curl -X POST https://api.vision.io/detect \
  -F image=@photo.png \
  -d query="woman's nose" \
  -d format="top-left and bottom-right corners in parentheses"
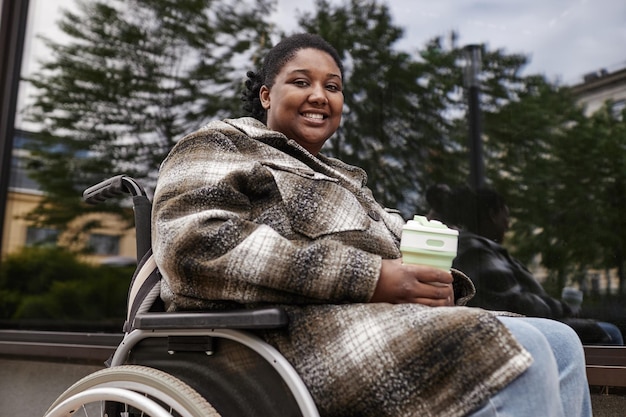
top-left (308, 84), bottom-right (328, 105)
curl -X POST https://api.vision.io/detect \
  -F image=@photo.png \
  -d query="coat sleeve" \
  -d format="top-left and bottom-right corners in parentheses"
top-left (152, 129), bottom-right (382, 307)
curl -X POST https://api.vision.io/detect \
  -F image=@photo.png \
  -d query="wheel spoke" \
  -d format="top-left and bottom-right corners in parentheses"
top-left (44, 365), bottom-right (221, 417)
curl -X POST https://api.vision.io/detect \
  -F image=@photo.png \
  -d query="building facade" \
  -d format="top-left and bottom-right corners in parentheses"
top-left (2, 129), bottom-right (137, 264)
top-left (571, 67), bottom-right (626, 116)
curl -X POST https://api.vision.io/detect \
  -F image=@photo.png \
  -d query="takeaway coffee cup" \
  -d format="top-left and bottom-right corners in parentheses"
top-left (400, 215), bottom-right (459, 272)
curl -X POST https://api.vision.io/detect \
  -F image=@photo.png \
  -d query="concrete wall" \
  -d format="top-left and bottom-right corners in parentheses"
top-left (0, 357), bottom-right (104, 416)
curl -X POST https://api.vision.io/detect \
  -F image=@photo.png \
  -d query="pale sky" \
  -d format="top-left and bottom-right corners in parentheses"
top-left (272, 0), bottom-right (626, 86)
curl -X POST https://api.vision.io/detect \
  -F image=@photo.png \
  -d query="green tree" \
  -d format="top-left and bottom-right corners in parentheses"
top-left (0, 246), bottom-right (129, 325)
top-left (482, 78), bottom-right (587, 287)
top-left (297, 0), bottom-right (463, 216)
top-left (589, 104), bottom-right (626, 295)
top-left (22, 0), bottom-right (275, 229)
top-left (25, 0), bottom-right (625, 296)
top-left (484, 77), bottom-right (626, 296)
top-left (296, 0), bottom-right (538, 217)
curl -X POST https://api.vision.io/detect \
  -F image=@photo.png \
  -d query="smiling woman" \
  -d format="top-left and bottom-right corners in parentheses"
top-left (150, 33), bottom-right (592, 417)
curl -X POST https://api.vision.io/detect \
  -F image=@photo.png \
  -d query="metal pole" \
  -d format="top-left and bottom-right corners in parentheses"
top-left (463, 44), bottom-right (484, 190)
top-left (0, 0), bottom-right (31, 259)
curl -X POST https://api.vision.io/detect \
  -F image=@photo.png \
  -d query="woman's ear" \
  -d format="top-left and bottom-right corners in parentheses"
top-left (260, 85), bottom-right (270, 110)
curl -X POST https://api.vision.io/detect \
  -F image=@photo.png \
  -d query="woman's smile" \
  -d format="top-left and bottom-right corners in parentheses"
top-left (302, 112), bottom-right (325, 120)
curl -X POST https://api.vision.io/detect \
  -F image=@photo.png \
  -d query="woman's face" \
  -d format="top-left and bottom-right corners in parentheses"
top-left (260, 48), bottom-right (343, 155)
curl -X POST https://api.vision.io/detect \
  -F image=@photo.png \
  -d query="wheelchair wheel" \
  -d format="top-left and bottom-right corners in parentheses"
top-left (44, 365), bottom-right (221, 417)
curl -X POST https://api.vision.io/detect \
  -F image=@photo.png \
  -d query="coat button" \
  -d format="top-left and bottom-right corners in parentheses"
top-left (368, 210), bottom-right (381, 221)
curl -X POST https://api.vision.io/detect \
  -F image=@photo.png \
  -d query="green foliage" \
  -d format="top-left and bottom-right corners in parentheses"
top-left (485, 78), bottom-right (626, 292)
top-left (296, 0), bottom-right (538, 217)
top-left (22, 0), bottom-right (276, 229)
top-left (0, 246), bottom-right (130, 322)
top-left (296, 0), bottom-right (462, 215)
top-left (17, 0), bottom-right (626, 294)
top-left (296, 0), bottom-right (626, 293)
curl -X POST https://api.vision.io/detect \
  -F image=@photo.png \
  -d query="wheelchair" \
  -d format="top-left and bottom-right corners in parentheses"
top-left (43, 175), bottom-right (320, 417)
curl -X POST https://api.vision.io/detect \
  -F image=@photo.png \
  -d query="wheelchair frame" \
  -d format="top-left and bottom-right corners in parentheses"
top-left (43, 175), bottom-right (320, 417)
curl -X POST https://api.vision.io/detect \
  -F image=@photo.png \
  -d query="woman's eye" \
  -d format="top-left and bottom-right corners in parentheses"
top-left (327, 84), bottom-right (341, 92)
top-left (293, 80), bottom-right (309, 87)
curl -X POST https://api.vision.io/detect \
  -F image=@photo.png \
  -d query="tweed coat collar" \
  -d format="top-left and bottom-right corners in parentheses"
top-left (212, 117), bottom-right (369, 189)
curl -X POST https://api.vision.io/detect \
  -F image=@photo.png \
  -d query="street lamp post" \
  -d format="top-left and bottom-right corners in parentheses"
top-left (463, 44), bottom-right (484, 190)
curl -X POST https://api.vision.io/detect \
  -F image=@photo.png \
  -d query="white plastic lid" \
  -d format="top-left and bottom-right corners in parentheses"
top-left (402, 215), bottom-right (459, 236)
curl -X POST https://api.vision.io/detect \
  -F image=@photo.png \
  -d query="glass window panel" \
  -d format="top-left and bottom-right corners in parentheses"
top-left (25, 226), bottom-right (58, 246)
top-left (87, 233), bottom-right (120, 256)
top-left (0, 0), bottom-right (623, 356)
top-left (612, 99), bottom-right (626, 120)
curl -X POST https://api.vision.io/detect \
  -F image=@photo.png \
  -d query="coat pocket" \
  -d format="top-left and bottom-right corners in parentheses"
top-left (262, 163), bottom-right (370, 239)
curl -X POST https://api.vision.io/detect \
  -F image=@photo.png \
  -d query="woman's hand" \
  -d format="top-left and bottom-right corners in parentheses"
top-left (370, 258), bottom-right (454, 306)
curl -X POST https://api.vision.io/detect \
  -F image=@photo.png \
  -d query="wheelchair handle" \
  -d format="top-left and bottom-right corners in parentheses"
top-left (82, 175), bottom-right (152, 261)
top-left (83, 175), bottom-right (147, 204)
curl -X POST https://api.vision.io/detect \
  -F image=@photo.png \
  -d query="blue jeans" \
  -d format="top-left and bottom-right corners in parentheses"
top-left (597, 321), bottom-right (624, 345)
top-left (467, 317), bottom-right (592, 417)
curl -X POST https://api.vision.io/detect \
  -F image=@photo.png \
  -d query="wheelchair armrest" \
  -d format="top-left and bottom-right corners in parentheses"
top-left (133, 307), bottom-right (289, 330)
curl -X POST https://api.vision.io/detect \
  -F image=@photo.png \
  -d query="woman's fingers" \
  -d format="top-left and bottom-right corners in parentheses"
top-left (414, 281), bottom-right (454, 306)
top-left (417, 267), bottom-right (453, 286)
top-left (415, 297), bottom-right (453, 307)
top-left (373, 259), bottom-right (455, 305)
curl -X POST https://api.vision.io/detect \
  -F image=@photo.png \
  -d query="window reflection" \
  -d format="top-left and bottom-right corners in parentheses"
top-left (1, 0), bottom-right (625, 346)
top-left (88, 234), bottom-right (120, 257)
top-left (25, 226), bottom-right (58, 246)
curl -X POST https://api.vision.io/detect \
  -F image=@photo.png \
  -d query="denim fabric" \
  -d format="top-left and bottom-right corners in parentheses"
top-left (467, 317), bottom-right (592, 417)
top-left (596, 321), bottom-right (624, 345)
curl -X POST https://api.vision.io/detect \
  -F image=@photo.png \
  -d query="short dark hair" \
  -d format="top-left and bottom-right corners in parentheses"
top-left (241, 33), bottom-right (344, 123)
top-left (455, 186), bottom-right (507, 233)
top-left (427, 185), bottom-right (507, 233)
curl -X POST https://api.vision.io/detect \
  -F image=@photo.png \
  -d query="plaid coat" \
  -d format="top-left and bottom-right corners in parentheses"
top-left (152, 117), bottom-right (532, 417)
